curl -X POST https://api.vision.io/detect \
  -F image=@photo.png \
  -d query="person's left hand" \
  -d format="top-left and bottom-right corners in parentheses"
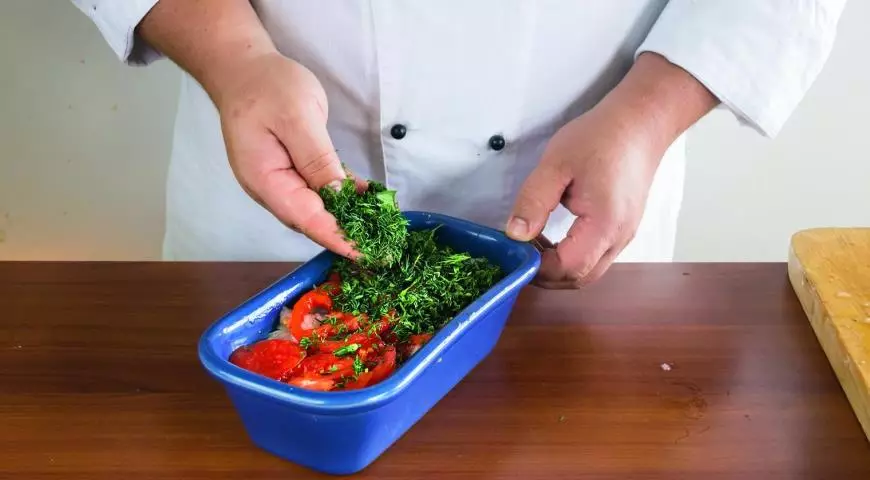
top-left (505, 105), bottom-right (665, 289)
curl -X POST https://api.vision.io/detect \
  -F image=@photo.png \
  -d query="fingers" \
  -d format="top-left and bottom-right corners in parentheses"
top-left (224, 121), bottom-right (359, 260)
top-left (532, 215), bottom-right (635, 289)
top-left (506, 163), bottom-right (570, 242)
top-left (274, 106), bottom-right (347, 191)
top-left (534, 216), bottom-right (611, 286)
top-left (533, 246), bottom-right (618, 289)
top-left (530, 233), bottom-right (555, 253)
top-left (257, 166), bottom-right (360, 259)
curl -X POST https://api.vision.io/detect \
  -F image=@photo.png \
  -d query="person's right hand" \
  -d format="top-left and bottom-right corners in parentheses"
top-left (209, 51), bottom-right (362, 259)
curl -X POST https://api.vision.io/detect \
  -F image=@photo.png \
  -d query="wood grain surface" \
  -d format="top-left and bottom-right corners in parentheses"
top-left (1, 262), bottom-right (869, 479)
top-left (788, 227), bottom-right (870, 442)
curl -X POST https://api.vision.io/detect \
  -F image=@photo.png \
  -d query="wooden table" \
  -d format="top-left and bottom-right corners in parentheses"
top-left (2, 262), bottom-right (869, 479)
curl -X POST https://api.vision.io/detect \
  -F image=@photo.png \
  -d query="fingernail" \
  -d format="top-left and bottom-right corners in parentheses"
top-left (326, 180), bottom-right (343, 191)
top-left (507, 217), bottom-right (529, 239)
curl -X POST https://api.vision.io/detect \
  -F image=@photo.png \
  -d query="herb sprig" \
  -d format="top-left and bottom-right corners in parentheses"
top-left (320, 178), bottom-right (409, 269)
top-left (331, 227), bottom-right (503, 340)
top-left (319, 179), bottom-right (504, 343)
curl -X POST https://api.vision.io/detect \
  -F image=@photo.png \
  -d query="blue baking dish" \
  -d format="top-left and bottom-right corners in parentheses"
top-left (197, 211), bottom-right (541, 475)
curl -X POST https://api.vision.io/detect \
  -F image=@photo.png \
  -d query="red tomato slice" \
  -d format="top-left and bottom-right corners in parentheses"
top-left (287, 290), bottom-right (333, 341)
top-left (341, 371), bottom-right (372, 390)
top-left (398, 333), bottom-right (433, 359)
top-left (317, 332), bottom-right (372, 354)
top-left (297, 353), bottom-right (355, 379)
top-left (339, 312), bottom-right (361, 332)
top-left (409, 333), bottom-right (433, 345)
top-left (311, 323), bottom-right (337, 341)
top-left (318, 272), bottom-right (342, 296)
top-left (228, 339), bottom-right (305, 381)
top-left (286, 376), bottom-right (335, 391)
top-left (368, 347), bottom-right (397, 386)
top-left (369, 316), bottom-right (393, 336)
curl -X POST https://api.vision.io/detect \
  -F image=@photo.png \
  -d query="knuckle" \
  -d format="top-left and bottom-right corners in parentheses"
top-left (276, 109), bottom-right (306, 134)
top-left (296, 150), bottom-right (337, 178)
top-left (237, 180), bottom-right (264, 206)
top-left (224, 96), bottom-right (259, 120)
top-left (518, 189), bottom-right (546, 208)
top-left (515, 188), bottom-right (551, 216)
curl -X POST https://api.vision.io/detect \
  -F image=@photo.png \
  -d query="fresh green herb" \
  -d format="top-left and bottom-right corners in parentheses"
top-left (367, 321), bottom-right (381, 336)
top-left (327, 364), bottom-right (339, 373)
top-left (333, 343), bottom-right (361, 357)
top-left (352, 356), bottom-right (366, 376)
top-left (320, 178), bottom-right (503, 344)
top-left (321, 314), bottom-right (340, 326)
top-left (299, 335), bottom-right (317, 349)
top-left (319, 178), bottom-right (409, 269)
top-left (331, 226), bottom-right (503, 341)
top-left (334, 324), bottom-right (349, 337)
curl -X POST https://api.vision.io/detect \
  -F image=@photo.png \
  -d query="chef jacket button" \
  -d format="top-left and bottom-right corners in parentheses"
top-left (390, 124), bottom-right (407, 140)
top-left (488, 134), bottom-right (506, 151)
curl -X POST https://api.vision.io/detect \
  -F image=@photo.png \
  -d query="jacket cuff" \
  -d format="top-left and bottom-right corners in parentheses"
top-left (72, 0), bottom-right (163, 65)
top-left (636, 0), bottom-right (845, 138)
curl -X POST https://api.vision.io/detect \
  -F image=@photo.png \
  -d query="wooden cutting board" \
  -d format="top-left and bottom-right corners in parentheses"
top-left (788, 227), bottom-right (870, 441)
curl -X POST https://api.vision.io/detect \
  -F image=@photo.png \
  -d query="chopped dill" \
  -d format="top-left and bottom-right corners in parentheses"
top-left (319, 178), bottom-right (504, 343)
top-left (320, 179), bottom-right (408, 269)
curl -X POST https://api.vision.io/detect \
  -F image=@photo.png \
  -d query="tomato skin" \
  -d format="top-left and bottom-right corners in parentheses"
top-left (228, 339), bottom-right (305, 381)
top-left (286, 376), bottom-right (334, 391)
top-left (409, 333), bottom-right (433, 346)
top-left (318, 272), bottom-right (342, 297)
top-left (317, 332), bottom-right (372, 354)
top-left (287, 290), bottom-right (333, 341)
top-left (398, 333), bottom-right (433, 359)
top-left (369, 316), bottom-right (394, 338)
top-left (295, 353), bottom-right (355, 380)
top-left (367, 347), bottom-right (397, 386)
top-left (340, 313), bottom-right (361, 332)
top-left (341, 371), bottom-right (372, 390)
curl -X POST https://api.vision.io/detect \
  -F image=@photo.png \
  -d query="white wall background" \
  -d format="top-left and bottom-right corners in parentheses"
top-left (1, 1), bottom-right (868, 262)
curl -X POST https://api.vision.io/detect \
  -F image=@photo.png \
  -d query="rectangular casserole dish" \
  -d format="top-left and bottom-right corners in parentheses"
top-left (197, 211), bottom-right (541, 475)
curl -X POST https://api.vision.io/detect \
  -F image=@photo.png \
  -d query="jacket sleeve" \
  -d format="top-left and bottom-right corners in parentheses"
top-left (70, 0), bottom-right (162, 65)
top-left (636, 0), bottom-right (847, 137)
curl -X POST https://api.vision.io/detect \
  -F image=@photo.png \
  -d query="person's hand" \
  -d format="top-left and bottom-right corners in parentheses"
top-left (505, 53), bottom-right (718, 289)
top-left (211, 51), bottom-right (363, 259)
top-left (506, 107), bottom-right (663, 288)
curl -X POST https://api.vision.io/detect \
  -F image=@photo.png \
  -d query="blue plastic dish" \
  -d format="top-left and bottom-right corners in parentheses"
top-left (197, 211), bottom-right (541, 475)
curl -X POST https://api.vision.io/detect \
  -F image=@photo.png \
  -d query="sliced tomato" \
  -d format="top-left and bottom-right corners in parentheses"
top-left (409, 333), bottom-right (433, 346)
top-left (341, 371), bottom-right (372, 390)
top-left (286, 290), bottom-right (333, 341)
top-left (318, 272), bottom-right (342, 296)
top-left (368, 346), bottom-right (397, 386)
top-left (297, 353), bottom-right (355, 379)
top-left (339, 312), bottom-right (362, 332)
top-left (398, 333), bottom-right (433, 359)
top-left (228, 339), bottom-right (305, 381)
top-left (286, 376), bottom-right (335, 391)
top-left (369, 316), bottom-right (393, 336)
top-left (311, 323), bottom-right (337, 341)
top-left (317, 332), bottom-right (372, 354)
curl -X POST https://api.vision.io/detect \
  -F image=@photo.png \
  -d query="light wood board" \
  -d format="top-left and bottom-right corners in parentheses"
top-left (788, 227), bottom-right (870, 442)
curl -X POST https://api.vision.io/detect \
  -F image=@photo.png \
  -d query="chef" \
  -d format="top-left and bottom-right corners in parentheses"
top-left (71, 0), bottom-right (845, 288)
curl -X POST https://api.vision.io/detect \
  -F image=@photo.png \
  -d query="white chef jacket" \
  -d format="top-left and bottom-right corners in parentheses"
top-left (72, 0), bottom-right (845, 262)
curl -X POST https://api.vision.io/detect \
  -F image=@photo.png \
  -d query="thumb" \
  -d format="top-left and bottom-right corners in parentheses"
top-left (277, 110), bottom-right (347, 190)
top-left (506, 163), bottom-right (570, 242)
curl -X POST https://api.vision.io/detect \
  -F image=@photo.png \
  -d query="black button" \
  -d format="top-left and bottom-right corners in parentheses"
top-left (390, 124), bottom-right (407, 140)
top-left (488, 134), bottom-right (506, 151)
